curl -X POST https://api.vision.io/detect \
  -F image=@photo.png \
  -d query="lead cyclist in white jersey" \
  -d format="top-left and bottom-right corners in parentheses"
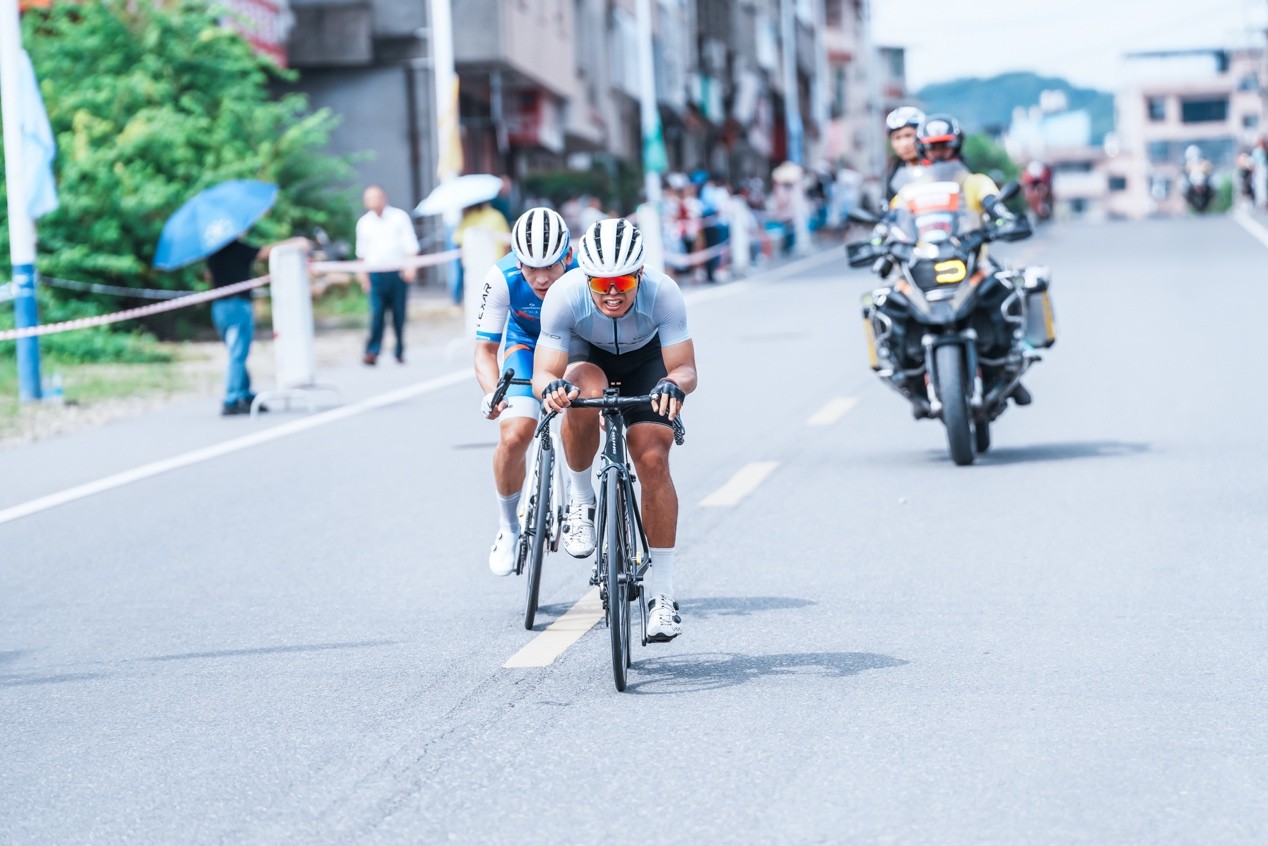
top-left (533, 219), bottom-right (698, 642)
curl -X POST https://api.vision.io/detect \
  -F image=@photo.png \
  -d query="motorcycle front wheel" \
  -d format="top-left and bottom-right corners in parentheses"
top-left (934, 344), bottom-right (975, 466)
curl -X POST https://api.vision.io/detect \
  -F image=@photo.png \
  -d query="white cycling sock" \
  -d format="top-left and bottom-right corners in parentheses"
top-left (648, 547), bottom-right (676, 601)
top-left (568, 465), bottom-right (595, 506)
top-left (498, 491), bottom-right (521, 535)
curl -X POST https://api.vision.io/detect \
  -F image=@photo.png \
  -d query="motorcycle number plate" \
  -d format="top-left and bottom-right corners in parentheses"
top-left (934, 259), bottom-right (966, 284)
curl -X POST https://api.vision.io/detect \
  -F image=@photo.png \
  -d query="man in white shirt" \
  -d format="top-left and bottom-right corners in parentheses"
top-left (355, 185), bottom-right (420, 364)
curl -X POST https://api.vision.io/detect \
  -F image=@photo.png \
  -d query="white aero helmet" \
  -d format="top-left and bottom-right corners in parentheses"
top-left (577, 218), bottom-right (644, 277)
top-left (511, 207), bottom-right (571, 267)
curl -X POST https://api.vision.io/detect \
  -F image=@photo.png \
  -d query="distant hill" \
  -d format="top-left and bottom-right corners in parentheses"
top-left (916, 72), bottom-right (1114, 143)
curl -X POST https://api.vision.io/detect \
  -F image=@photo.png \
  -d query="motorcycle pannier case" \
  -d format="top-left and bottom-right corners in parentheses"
top-left (1022, 266), bottom-right (1056, 349)
top-left (860, 293), bottom-right (881, 370)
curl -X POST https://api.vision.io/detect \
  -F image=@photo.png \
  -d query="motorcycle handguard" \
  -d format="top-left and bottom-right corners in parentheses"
top-left (846, 241), bottom-right (882, 267)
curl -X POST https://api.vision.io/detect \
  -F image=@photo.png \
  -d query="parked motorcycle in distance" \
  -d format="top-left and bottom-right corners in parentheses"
top-left (846, 176), bottom-right (1056, 466)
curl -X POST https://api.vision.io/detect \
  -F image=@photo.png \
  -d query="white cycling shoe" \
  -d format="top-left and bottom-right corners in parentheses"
top-left (488, 530), bottom-right (518, 577)
top-left (646, 594), bottom-right (682, 642)
top-left (562, 502), bottom-right (596, 558)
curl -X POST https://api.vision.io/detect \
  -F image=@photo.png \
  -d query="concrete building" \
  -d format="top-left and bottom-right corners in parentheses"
top-left (1109, 47), bottom-right (1264, 217)
top-left (821, 0), bottom-right (893, 181)
top-left (275, 1), bottom-right (882, 214)
top-left (282, 0), bottom-right (439, 210)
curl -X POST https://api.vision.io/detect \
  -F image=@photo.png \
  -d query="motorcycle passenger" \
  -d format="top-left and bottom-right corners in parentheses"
top-left (890, 114), bottom-right (1034, 406)
top-left (534, 219), bottom-right (698, 642)
top-left (884, 106), bottom-right (925, 203)
top-left (475, 207), bottom-right (578, 576)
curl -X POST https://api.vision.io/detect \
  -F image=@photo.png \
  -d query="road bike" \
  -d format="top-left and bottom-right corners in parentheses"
top-left (489, 369), bottom-right (569, 629)
top-left (568, 389), bottom-right (685, 692)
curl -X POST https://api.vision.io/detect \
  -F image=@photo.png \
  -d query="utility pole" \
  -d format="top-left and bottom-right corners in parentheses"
top-left (780, 0), bottom-right (805, 166)
top-left (635, 0), bottom-right (666, 273)
top-left (0, 0), bottom-right (43, 400)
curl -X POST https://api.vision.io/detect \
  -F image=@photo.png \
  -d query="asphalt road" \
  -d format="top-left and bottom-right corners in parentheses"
top-left (3, 215), bottom-right (1267, 844)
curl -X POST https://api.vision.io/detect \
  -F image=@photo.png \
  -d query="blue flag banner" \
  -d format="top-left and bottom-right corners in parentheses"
top-left (18, 49), bottom-right (57, 220)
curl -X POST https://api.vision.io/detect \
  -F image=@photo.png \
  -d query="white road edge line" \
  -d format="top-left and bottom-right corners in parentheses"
top-left (806, 397), bottom-right (858, 426)
top-left (699, 461), bottom-right (780, 508)
top-left (503, 587), bottom-right (604, 668)
top-left (0, 370), bottom-right (470, 528)
top-left (1233, 209), bottom-right (1268, 250)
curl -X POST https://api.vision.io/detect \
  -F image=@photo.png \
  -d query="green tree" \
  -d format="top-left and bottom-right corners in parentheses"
top-left (961, 133), bottom-right (1020, 185)
top-left (1, 0), bottom-right (357, 343)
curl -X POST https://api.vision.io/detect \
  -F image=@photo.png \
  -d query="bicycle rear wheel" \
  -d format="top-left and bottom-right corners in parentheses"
top-left (523, 443), bottom-right (552, 630)
top-left (606, 470), bottom-right (630, 691)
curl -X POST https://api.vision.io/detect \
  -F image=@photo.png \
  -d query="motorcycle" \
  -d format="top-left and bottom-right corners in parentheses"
top-left (1021, 162), bottom-right (1054, 221)
top-left (1183, 166), bottom-right (1212, 213)
top-left (846, 176), bottom-right (1056, 465)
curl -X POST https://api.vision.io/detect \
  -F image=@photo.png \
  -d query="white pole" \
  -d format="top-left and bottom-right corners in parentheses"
top-left (430, 0), bottom-right (457, 183)
top-left (0, 0), bottom-right (43, 400)
top-left (780, 0), bottom-right (804, 166)
top-left (635, 0), bottom-right (665, 275)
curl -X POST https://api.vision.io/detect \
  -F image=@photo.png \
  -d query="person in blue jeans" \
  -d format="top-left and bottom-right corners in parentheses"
top-left (206, 237), bottom-right (308, 416)
top-left (355, 186), bottom-right (420, 364)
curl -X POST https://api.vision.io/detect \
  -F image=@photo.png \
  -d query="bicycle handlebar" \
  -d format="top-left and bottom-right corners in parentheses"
top-left (568, 394), bottom-right (664, 410)
top-left (566, 394), bottom-right (686, 446)
top-left (489, 368), bottom-right (533, 409)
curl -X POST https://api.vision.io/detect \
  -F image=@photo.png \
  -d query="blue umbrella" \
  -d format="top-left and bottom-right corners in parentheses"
top-left (154, 180), bottom-right (279, 270)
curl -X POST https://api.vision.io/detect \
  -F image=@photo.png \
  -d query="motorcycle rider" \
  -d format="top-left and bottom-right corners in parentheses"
top-left (1020, 160), bottom-right (1053, 221)
top-left (889, 114), bottom-right (1034, 406)
top-left (884, 106), bottom-right (925, 203)
top-left (1182, 145), bottom-right (1213, 213)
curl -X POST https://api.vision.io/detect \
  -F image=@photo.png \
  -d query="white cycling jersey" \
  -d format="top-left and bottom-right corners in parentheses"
top-left (537, 268), bottom-right (691, 356)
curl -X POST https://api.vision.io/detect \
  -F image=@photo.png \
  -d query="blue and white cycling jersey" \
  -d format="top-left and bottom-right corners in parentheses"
top-left (475, 253), bottom-right (579, 351)
top-left (475, 252), bottom-right (579, 412)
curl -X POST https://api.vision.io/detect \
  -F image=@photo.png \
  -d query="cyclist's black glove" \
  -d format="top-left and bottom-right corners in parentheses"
top-left (649, 378), bottom-right (686, 404)
top-left (542, 379), bottom-right (578, 400)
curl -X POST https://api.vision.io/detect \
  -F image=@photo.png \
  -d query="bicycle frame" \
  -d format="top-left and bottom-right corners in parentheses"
top-left (592, 403), bottom-right (653, 637)
top-left (565, 387), bottom-right (685, 691)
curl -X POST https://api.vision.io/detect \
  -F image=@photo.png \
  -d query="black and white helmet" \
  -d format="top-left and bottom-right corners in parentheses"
top-left (511, 207), bottom-right (571, 268)
top-left (576, 218), bottom-right (644, 276)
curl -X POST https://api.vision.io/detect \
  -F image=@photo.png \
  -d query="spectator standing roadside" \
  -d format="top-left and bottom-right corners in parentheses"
top-left (1253, 138), bottom-right (1268, 212)
top-left (207, 236), bottom-right (309, 416)
top-left (578, 195), bottom-right (606, 232)
top-left (454, 201), bottom-right (511, 260)
top-left (356, 185), bottom-right (420, 365)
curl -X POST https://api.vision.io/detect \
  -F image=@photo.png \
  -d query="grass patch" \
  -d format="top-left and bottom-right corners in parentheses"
top-left (0, 345), bottom-right (202, 442)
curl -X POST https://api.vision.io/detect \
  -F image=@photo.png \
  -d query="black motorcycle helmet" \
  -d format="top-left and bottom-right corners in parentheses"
top-left (916, 113), bottom-right (963, 160)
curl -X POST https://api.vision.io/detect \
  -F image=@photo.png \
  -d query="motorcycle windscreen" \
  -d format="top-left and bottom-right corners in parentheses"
top-left (899, 181), bottom-right (963, 245)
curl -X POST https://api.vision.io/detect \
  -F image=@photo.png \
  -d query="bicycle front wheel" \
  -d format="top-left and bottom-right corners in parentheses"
top-left (606, 470), bottom-right (630, 691)
top-left (523, 443), bottom-right (552, 630)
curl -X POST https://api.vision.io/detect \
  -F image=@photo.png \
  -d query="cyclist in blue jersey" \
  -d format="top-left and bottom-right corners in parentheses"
top-left (475, 207), bottom-right (578, 576)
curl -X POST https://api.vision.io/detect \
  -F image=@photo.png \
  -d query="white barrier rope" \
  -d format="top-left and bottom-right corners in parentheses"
top-left (662, 240), bottom-right (731, 269)
top-left (0, 247), bottom-right (468, 342)
top-left (309, 249), bottom-right (460, 274)
top-left (0, 274), bottom-right (272, 342)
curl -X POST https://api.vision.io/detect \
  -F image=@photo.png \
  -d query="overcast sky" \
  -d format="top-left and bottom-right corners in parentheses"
top-left (872, 0), bottom-right (1268, 91)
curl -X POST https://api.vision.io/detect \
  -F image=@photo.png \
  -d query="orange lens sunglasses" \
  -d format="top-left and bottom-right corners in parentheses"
top-left (586, 272), bottom-right (641, 294)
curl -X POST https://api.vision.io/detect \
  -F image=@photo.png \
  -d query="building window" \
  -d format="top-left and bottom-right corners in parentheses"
top-left (1146, 96), bottom-right (1166, 122)
top-left (1108, 176), bottom-right (1127, 192)
top-left (1180, 97), bottom-right (1228, 123)
top-left (1244, 113), bottom-right (1260, 129)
